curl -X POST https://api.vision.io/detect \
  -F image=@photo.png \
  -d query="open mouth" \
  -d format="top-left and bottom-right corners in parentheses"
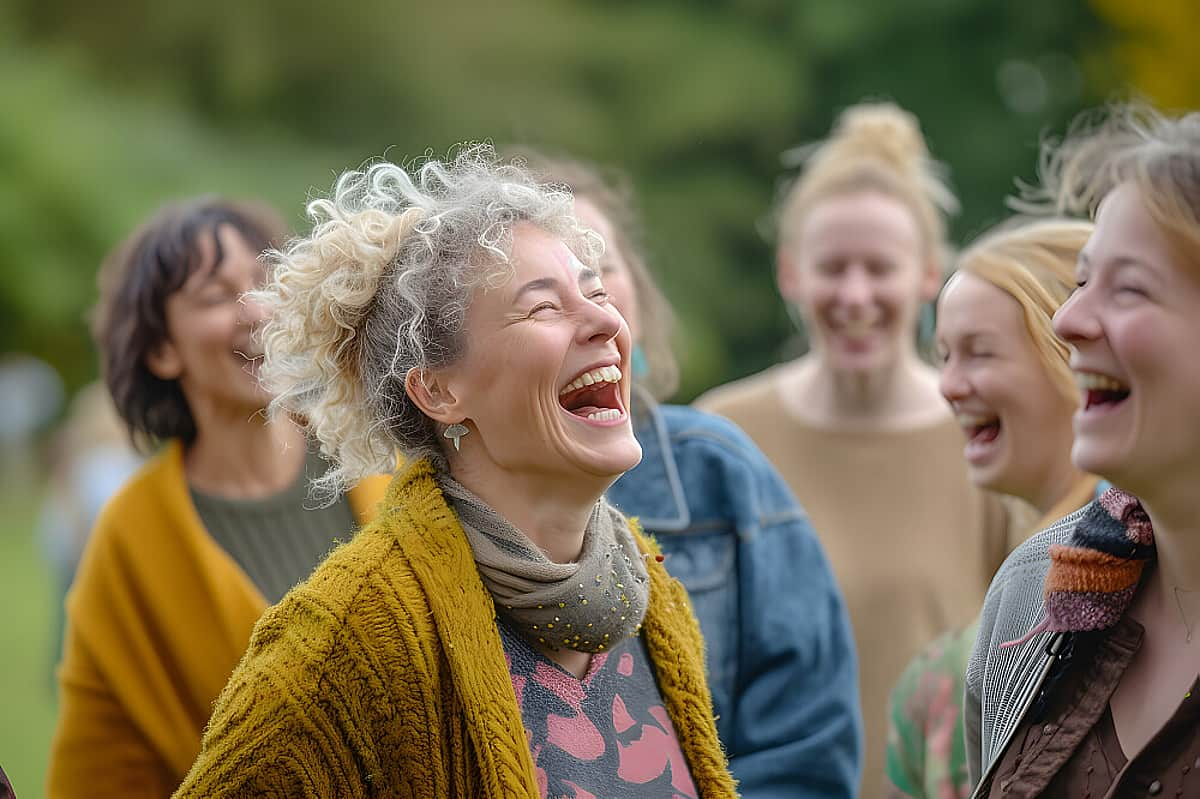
top-left (958, 412), bottom-right (1001, 449)
top-left (1076, 372), bottom-right (1130, 411)
top-left (833, 319), bottom-right (881, 340)
top-left (558, 365), bottom-right (625, 423)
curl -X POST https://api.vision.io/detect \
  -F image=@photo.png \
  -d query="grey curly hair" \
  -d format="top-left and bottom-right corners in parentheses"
top-left (254, 144), bottom-right (598, 497)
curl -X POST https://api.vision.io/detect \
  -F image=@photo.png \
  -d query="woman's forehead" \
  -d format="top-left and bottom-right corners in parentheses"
top-left (509, 224), bottom-right (594, 284)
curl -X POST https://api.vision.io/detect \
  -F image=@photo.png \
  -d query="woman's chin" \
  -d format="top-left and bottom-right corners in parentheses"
top-left (570, 437), bottom-right (643, 481)
top-left (827, 350), bottom-right (893, 376)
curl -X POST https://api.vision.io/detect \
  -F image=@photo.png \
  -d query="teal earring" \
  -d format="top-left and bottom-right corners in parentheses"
top-left (443, 422), bottom-right (469, 452)
top-left (631, 345), bottom-right (649, 380)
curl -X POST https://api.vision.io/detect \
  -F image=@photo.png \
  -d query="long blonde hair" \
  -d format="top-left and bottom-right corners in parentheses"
top-left (955, 218), bottom-right (1093, 406)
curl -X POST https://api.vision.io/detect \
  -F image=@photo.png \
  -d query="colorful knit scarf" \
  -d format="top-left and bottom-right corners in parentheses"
top-left (1008, 487), bottom-right (1155, 645)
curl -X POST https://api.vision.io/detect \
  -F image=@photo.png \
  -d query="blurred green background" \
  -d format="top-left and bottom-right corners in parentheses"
top-left (1, 0), bottom-right (1196, 794)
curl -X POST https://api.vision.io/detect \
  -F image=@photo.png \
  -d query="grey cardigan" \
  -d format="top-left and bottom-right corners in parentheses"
top-left (964, 506), bottom-right (1086, 794)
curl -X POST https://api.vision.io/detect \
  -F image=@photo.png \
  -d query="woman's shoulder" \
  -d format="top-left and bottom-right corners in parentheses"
top-left (71, 443), bottom-right (195, 588)
top-left (91, 443), bottom-right (183, 526)
top-left (974, 508), bottom-right (1084, 655)
top-left (242, 518), bottom-right (430, 678)
top-left (299, 511), bottom-right (426, 620)
top-left (657, 404), bottom-right (767, 462)
top-left (992, 508), bottom-right (1081, 589)
top-left (692, 364), bottom-right (785, 418)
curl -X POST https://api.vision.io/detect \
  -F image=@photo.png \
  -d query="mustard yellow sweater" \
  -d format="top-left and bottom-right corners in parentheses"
top-left (173, 458), bottom-right (737, 798)
top-left (48, 441), bottom-right (389, 798)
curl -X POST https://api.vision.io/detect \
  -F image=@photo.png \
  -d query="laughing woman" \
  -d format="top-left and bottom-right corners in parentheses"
top-left (967, 105), bottom-right (1200, 796)
top-left (522, 151), bottom-right (862, 798)
top-left (885, 217), bottom-right (1099, 799)
top-left (697, 102), bottom-right (1018, 796)
top-left (174, 148), bottom-right (736, 798)
top-left (49, 199), bottom-right (389, 797)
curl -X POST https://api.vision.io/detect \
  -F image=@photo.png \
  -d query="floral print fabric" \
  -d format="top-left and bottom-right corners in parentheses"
top-left (499, 621), bottom-right (698, 799)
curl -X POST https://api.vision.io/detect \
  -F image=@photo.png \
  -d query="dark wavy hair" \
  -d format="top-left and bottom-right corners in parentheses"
top-left (91, 197), bottom-right (286, 451)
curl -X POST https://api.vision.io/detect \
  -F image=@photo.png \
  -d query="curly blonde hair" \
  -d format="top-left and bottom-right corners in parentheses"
top-left (776, 101), bottom-right (959, 268)
top-left (1023, 102), bottom-right (1200, 256)
top-left (254, 145), bottom-right (597, 497)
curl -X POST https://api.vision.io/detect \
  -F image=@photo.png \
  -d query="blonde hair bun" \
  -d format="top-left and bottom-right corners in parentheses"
top-left (777, 100), bottom-right (958, 256)
top-left (825, 102), bottom-right (929, 176)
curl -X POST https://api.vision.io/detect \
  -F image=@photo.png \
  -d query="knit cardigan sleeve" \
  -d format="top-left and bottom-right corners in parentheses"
top-left (173, 527), bottom-right (437, 799)
top-left (173, 587), bottom-right (371, 797)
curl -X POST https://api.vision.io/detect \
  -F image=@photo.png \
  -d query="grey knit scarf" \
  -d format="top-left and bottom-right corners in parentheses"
top-left (438, 475), bottom-right (650, 653)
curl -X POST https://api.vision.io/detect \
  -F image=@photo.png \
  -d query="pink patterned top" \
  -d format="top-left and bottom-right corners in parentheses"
top-left (499, 622), bottom-right (699, 799)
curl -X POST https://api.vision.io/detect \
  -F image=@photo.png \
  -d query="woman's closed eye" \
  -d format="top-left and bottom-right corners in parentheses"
top-left (196, 287), bottom-right (238, 306)
top-left (527, 301), bottom-right (558, 317)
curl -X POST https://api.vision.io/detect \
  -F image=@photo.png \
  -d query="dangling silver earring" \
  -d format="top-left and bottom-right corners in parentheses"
top-left (443, 422), bottom-right (469, 452)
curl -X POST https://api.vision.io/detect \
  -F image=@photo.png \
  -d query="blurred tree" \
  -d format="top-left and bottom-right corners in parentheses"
top-left (4, 0), bottom-right (1116, 401)
top-left (1090, 0), bottom-right (1200, 110)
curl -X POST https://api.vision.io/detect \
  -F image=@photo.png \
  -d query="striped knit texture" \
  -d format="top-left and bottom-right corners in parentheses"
top-left (1037, 487), bottom-right (1154, 636)
top-left (190, 448), bottom-right (357, 604)
top-left (173, 458), bottom-right (736, 798)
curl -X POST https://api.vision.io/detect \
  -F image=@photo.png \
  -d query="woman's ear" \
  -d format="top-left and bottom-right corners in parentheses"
top-left (920, 253), bottom-right (946, 302)
top-left (146, 340), bottom-right (184, 381)
top-left (777, 249), bottom-right (802, 303)
top-left (404, 367), bottom-right (464, 425)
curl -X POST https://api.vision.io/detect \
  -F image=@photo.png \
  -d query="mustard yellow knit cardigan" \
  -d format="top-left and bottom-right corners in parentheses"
top-left (49, 441), bottom-right (389, 799)
top-left (174, 458), bottom-right (737, 798)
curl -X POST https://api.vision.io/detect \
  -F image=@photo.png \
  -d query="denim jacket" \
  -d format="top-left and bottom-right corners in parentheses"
top-left (608, 398), bottom-right (862, 799)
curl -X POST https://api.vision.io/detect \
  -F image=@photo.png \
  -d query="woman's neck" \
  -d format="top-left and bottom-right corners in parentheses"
top-left (1141, 484), bottom-right (1200, 599)
top-left (448, 461), bottom-right (604, 564)
top-left (1028, 460), bottom-right (1092, 521)
top-left (778, 351), bottom-right (949, 430)
top-left (185, 413), bottom-right (308, 498)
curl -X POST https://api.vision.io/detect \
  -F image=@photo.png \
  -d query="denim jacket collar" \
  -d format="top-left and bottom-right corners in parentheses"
top-left (627, 388), bottom-right (691, 531)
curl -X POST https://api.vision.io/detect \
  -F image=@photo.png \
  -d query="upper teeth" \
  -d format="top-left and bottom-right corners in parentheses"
top-left (957, 414), bottom-right (996, 428)
top-left (1075, 372), bottom-right (1127, 392)
top-left (560, 365), bottom-right (622, 395)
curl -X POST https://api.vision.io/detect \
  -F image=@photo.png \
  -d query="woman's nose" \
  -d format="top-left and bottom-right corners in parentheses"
top-left (836, 267), bottom-right (872, 307)
top-left (939, 359), bottom-right (970, 403)
top-left (1052, 288), bottom-right (1098, 344)
top-left (237, 293), bottom-right (270, 326)
top-left (578, 297), bottom-right (622, 345)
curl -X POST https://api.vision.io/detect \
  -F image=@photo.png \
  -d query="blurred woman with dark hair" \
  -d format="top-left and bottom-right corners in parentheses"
top-left (48, 198), bottom-right (388, 797)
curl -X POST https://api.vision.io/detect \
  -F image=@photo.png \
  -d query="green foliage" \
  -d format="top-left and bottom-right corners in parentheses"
top-left (3, 0), bottom-right (1114, 400)
top-left (0, 475), bottom-right (55, 797)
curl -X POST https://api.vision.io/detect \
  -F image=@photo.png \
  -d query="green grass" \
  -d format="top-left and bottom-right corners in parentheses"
top-left (0, 466), bottom-right (58, 798)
